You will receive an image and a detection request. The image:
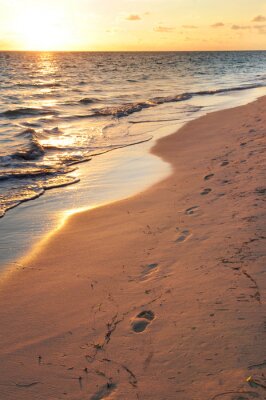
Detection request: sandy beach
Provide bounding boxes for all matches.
[0,96,265,399]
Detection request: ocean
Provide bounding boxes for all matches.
[0,51,266,266]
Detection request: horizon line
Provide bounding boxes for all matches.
[0,49,266,53]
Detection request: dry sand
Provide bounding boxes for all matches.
[0,97,265,400]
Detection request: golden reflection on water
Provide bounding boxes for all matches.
[41,98,58,107]
[40,135,76,148]
[35,52,59,80]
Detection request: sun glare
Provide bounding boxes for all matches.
[14,5,72,51]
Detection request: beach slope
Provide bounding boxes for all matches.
[0,97,265,400]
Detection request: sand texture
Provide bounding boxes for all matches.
[0,97,265,400]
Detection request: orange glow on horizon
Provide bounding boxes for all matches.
[0,0,265,51]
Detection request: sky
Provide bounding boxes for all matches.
[0,0,266,51]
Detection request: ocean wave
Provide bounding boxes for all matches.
[0,170,47,181]
[12,139,45,161]
[43,176,80,190]
[89,83,264,119]
[0,186,45,218]
[93,101,156,118]
[64,81,263,122]
[17,127,56,141]
[0,175,79,218]
[21,121,42,128]
[1,107,59,118]
[16,127,37,137]
[151,93,193,105]
[0,136,154,218]
[0,165,73,181]
[43,127,64,135]
[79,97,100,104]
[193,83,263,96]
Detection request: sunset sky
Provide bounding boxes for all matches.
[0,0,266,51]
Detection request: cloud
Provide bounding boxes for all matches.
[253,24,266,34]
[231,24,251,30]
[211,22,224,28]
[182,25,198,29]
[253,15,266,22]
[126,14,141,21]
[154,26,175,33]
[230,23,266,34]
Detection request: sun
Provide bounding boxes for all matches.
[14,5,73,51]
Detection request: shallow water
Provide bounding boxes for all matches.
[0,51,266,269]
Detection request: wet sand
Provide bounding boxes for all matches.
[0,97,265,399]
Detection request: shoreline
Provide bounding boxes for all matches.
[0,97,265,399]
[1,86,265,271]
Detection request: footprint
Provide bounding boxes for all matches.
[256,187,266,195]
[204,173,214,181]
[221,160,229,167]
[90,383,117,400]
[176,230,191,243]
[131,310,155,333]
[137,311,155,320]
[131,320,149,333]
[200,188,212,196]
[140,263,158,281]
[185,206,199,216]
